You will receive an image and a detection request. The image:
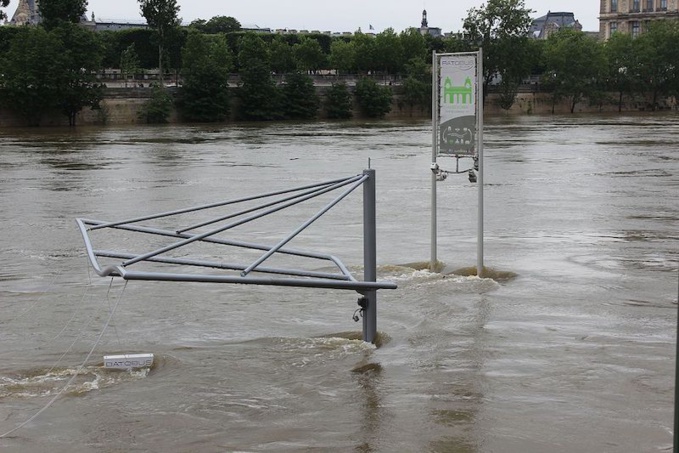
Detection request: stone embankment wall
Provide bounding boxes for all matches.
[0,87,675,127]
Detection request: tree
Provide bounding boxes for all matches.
[493,35,537,110]
[37,0,87,29]
[51,23,104,125]
[355,77,392,118]
[100,29,157,69]
[281,72,319,119]
[604,32,641,112]
[269,37,296,74]
[324,82,353,119]
[424,34,446,55]
[203,16,241,34]
[399,28,427,67]
[138,0,181,85]
[236,33,282,121]
[636,21,679,110]
[463,0,534,108]
[293,37,326,73]
[178,32,232,122]
[120,43,141,87]
[139,83,173,123]
[400,58,431,115]
[542,29,606,113]
[329,39,355,75]
[352,32,377,73]
[0,27,62,125]
[0,23,103,126]
[373,28,404,74]
[0,26,20,58]
[189,16,241,34]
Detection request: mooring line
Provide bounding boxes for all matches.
[51,280,92,342]
[0,280,128,439]
[106,277,123,350]
[5,270,62,325]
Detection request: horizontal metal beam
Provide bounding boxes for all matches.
[95,250,353,281]
[119,270,397,292]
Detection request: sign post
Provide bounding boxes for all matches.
[430,50,484,276]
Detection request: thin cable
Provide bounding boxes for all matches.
[0,280,128,439]
[50,277,124,371]
[105,278,123,350]
[50,283,92,342]
[5,270,62,324]
[47,286,103,374]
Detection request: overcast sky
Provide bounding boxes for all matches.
[77,0,600,33]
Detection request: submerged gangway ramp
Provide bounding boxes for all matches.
[76,169,396,343]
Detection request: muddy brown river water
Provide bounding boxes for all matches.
[0,114,678,452]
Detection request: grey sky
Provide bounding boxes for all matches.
[81,0,600,33]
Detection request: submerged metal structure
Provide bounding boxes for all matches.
[76,169,396,343]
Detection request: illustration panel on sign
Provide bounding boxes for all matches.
[439,55,476,156]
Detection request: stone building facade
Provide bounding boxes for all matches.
[8,0,39,25]
[599,0,679,39]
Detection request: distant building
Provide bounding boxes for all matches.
[9,0,39,25]
[530,11,583,39]
[599,0,679,40]
[419,9,442,37]
[8,0,144,31]
[241,23,272,33]
[91,19,148,32]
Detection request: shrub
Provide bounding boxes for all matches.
[355,78,392,118]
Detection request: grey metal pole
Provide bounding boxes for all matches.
[363,169,377,343]
[431,51,438,272]
[476,48,485,277]
[674,268,678,453]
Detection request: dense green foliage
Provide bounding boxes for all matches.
[38,0,87,30]
[355,78,392,118]
[636,21,679,108]
[324,82,353,119]
[0,23,103,125]
[188,16,240,34]
[51,23,104,124]
[463,0,535,109]
[120,43,141,87]
[293,37,326,73]
[542,29,606,113]
[139,84,173,123]
[400,58,431,115]
[3,6,679,126]
[236,33,282,120]
[0,26,20,57]
[138,0,181,83]
[0,27,63,125]
[177,32,232,122]
[281,72,319,119]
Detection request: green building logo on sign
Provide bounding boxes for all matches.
[443,76,473,105]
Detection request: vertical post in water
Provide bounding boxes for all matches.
[363,169,377,343]
[476,48,485,277]
[674,269,678,453]
[431,51,439,272]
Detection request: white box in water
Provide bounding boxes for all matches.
[103,353,154,370]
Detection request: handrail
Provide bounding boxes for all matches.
[76,171,396,342]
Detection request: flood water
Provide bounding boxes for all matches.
[0,114,678,452]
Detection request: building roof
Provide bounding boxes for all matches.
[530,11,581,39]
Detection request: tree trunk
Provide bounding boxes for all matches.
[158,43,164,87]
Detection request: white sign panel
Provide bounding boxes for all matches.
[439,54,477,156]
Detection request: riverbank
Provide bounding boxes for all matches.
[0,86,675,127]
